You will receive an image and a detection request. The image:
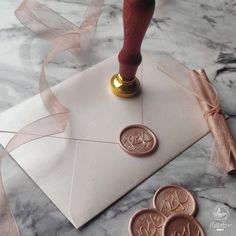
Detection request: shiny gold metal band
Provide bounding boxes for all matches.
[110,74,141,98]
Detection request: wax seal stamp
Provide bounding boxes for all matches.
[129,208,166,236]
[153,185,197,217]
[119,125,158,157]
[110,0,155,97]
[163,213,205,236]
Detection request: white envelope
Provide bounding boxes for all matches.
[0,54,209,228]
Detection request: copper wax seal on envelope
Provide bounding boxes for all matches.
[129,208,166,236]
[163,213,205,236]
[153,185,197,217]
[119,125,158,157]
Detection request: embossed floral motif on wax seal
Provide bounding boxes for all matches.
[163,214,205,236]
[153,185,197,217]
[129,208,166,236]
[119,125,158,157]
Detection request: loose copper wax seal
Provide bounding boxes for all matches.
[153,185,197,217]
[129,208,166,236]
[119,125,158,157]
[163,213,205,236]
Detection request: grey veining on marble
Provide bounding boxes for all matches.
[0,0,236,235]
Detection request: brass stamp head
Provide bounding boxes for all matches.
[110,73,141,98]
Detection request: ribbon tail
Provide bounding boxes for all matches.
[0,156,20,236]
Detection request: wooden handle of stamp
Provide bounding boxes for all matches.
[118,0,155,80]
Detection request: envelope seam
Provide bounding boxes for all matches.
[67,141,80,225]
[0,131,119,144]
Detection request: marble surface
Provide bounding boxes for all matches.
[0,0,236,235]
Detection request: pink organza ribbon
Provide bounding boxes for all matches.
[0,0,104,235]
[156,53,236,174]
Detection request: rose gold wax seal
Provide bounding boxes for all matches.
[129,208,166,236]
[163,213,205,236]
[119,125,158,157]
[153,185,197,217]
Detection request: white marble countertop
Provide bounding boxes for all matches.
[1,0,236,235]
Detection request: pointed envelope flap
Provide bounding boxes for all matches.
[0,54,209,228]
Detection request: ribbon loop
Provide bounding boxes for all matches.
[0,1,104,235]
